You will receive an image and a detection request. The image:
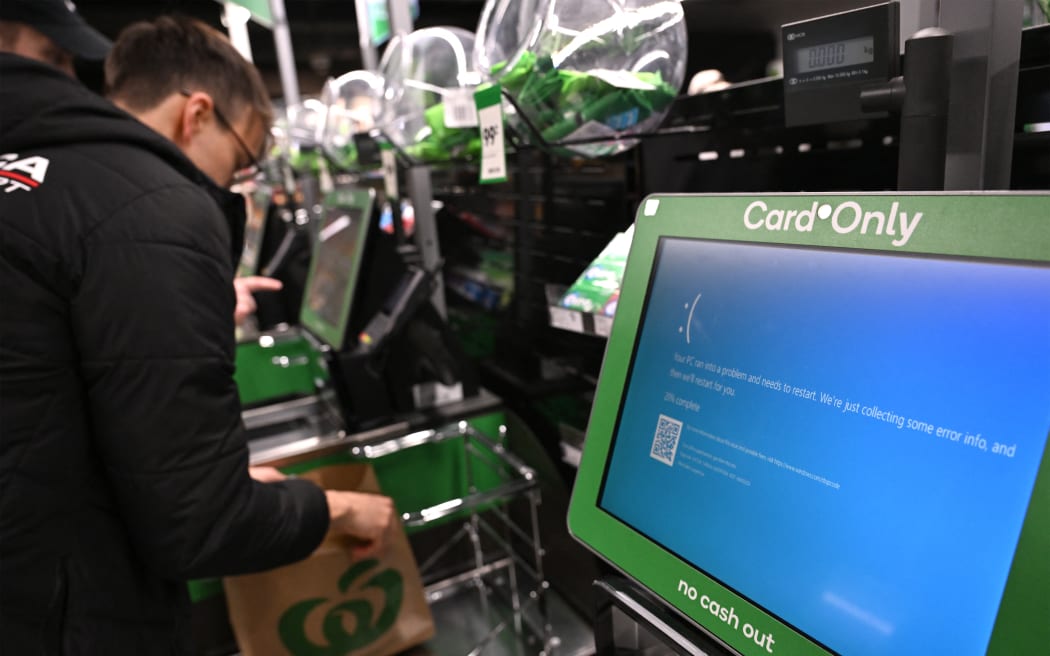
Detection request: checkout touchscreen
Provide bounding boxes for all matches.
[299,187,376,351]
[568,193,1050,656]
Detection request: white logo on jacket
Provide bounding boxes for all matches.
[0,153,50,193]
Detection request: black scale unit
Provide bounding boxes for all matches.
[782,2,900,128]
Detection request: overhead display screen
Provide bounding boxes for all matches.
[597,237,1050,656]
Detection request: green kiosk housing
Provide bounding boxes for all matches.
[569,192,1050,656]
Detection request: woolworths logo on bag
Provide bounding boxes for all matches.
[278,559,403,655]
[743,199,923,247]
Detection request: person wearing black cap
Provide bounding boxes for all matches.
[0,14,396,654]
[0,1,286,326]
[0,0,111,75]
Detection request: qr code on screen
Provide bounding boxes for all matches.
[650,414,682,466]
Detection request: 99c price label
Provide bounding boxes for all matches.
[476,92,507,184]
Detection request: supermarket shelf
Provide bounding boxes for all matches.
[558,423,587,470]
[548,306,614,339]
[546,285,615,339]
[560,442,583,470]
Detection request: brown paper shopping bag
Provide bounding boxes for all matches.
[224,463,435,656]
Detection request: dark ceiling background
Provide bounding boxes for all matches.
[75,0,487,96]
[73,0,878,100]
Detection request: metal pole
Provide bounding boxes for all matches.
[407,166,447,318]
[899,0,940,51]
[389,0,443,315]
[897,28,953,190]
[513,149,536,329]
[268,0,300,107]
[354,0,378,71]
[938,0,1024,189]
[387,0,414,37]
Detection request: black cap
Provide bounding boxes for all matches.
[0,0,111,60]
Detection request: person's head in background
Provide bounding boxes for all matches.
[105,15,274,188]
[0,0,111,77]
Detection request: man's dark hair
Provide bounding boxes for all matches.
[105,15,273,132]
[0,21,21,48]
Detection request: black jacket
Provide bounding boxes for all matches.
[0,55,329,654]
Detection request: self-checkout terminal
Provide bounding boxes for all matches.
[196,1,1048,652]
[235,182,480,447]
[300,186,478,428]
[219,173,553,655]
[192,177,505,653]
[569,191,1050,656]
[566,3,1050,656]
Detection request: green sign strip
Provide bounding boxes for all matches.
[217,0,274,28]
[366,0,420,46]
[474,84,502,110]
[636,193,1050,260]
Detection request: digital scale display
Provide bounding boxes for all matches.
[795,36,874,74]
[781,1,899,127]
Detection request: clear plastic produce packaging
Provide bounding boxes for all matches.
[476,0,686,157]
[377,26,483,163]
[319,70,383,170]
[282,99,328,172]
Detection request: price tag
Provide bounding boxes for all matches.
[560,442,583,468]
[474,84,507,184]
[444,87,479,128]
[550,306,584,333]
[412,381,464,409]
[594,314,614,337]
[380,142,398,199]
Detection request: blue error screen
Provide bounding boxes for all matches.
[599,237,1050,655]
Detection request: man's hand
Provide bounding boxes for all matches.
[233,276,283,326]
[325,490,396,558]
[248,466,287,483]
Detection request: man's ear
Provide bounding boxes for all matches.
[175,91,214,147]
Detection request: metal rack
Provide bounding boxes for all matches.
[349,422,561,656]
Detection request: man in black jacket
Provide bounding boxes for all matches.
[0,15,394,654]
[1,0,289,333]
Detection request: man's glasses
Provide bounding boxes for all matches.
[179,89,264,183]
